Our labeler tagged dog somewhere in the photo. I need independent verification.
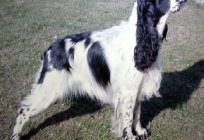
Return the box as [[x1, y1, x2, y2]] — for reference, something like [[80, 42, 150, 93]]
[[11, 0, 187, 139]]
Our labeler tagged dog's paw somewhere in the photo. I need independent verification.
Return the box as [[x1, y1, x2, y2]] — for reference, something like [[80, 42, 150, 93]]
[[138, 134, 148, 140], [137, 128, 150, 140], [122, 128, 140, 140], [123, 135, 140, 140]]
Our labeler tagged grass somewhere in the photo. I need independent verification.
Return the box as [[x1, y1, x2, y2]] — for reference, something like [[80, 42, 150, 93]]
[[0, 0, 204, 140]]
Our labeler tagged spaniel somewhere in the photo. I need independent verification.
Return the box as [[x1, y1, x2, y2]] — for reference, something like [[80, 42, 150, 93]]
[[11, 0, 187, 139]]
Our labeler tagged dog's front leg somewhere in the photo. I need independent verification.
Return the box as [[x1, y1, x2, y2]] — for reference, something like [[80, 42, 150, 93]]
[[133, 101, 148, 139], [120, 91, 140, 140]]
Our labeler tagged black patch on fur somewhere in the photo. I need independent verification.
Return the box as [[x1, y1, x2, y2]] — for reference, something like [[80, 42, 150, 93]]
[[135, 0, 170, 71], [38, 32, 91, 84], [19, 108, 24, 115], [49, 38, 71, 71], [68, 47, 75, 60], [38, 51, 49, 84], [85, 37, 91, 47], [122, 127, 128, 138], [65, 32, 91, 46], [87, 42, 110, 87], [38, 37, 75, 84]]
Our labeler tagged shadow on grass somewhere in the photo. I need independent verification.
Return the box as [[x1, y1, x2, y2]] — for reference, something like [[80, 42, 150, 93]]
[[141, 60, 204, 127], [21, 60, 204, 139]]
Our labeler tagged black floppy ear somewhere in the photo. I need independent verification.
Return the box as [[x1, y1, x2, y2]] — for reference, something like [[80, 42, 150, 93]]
[[134, 0, 161, 71]]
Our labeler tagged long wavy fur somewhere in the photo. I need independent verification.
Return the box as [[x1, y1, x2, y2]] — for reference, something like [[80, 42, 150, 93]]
[[134, 0, 169, 71]]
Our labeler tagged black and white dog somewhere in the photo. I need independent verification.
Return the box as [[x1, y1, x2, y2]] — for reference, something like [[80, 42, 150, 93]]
[[11, 0, 187, 139]]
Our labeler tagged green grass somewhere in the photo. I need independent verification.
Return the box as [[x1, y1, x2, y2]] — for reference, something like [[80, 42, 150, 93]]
[[0, 0, 204, 140]]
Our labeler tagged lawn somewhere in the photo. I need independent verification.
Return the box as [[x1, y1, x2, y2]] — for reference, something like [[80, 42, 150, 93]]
[[0, 0, 204, 140]]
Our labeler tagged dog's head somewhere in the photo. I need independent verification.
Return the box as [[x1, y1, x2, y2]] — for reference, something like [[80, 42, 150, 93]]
[[136, 0, 188, 31], [134, 0, 187, 71]]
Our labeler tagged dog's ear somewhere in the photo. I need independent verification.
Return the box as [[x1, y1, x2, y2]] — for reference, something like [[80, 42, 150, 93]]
[[134, 0, 161, 71]]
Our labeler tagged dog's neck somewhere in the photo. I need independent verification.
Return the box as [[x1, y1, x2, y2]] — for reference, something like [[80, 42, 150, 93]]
[[128, 2, 169, 37]]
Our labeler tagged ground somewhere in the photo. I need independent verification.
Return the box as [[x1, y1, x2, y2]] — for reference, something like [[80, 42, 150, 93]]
[[0, 0, 204, 140]]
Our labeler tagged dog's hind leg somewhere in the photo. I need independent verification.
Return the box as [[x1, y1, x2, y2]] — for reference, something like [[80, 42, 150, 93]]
[[11, 68, 70, 140]]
